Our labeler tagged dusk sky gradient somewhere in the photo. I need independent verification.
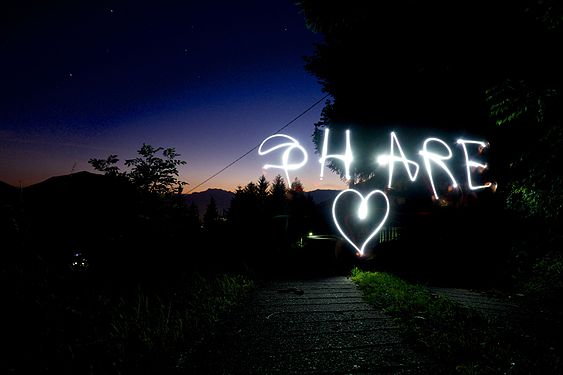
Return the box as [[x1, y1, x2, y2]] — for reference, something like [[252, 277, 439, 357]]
[[0, 0, 347, 192]]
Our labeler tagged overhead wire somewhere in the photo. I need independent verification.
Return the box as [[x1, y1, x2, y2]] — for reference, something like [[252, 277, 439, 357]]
[[187, 93, 330, 193]]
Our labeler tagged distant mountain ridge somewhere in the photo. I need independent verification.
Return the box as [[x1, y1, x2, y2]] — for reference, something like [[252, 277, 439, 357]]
[[182, 189, 234, 218], [181, 188, 341, 218], [0, 173, 341, 216], [305, 189, 340, 205]]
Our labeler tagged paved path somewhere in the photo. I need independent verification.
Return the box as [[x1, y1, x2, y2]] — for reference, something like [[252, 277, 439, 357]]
[[427, 287, 523, 321], [187, 276, 432, 374]]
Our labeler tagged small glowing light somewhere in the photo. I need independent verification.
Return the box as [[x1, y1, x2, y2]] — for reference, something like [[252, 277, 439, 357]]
[[319, 128, 353, 180], [358, 201, 368, 220], [419, 138, 458, 199], [332, 189, 390, 256], [258, 134, 308, 183], [456, 139, 493, 191], [377, 131, 420, 188], [376, 155, 389, 165], [308, 232, 313, 236]]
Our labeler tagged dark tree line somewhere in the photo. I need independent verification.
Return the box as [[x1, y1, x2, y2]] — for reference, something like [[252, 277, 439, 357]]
[[297, 0, 562, 291], [1, 143, 265, 374], [227, 175, 320, 271], [298, 0, 563, 189]]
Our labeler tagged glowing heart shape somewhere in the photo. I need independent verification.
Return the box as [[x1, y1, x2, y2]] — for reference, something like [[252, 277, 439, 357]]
[[332, 189, 390, 256]]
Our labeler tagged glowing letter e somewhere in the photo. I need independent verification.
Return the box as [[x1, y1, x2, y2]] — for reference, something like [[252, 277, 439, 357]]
[[456, 139, 492, 190], [319, 128, 353, 180], [418, 138, 458, 199]]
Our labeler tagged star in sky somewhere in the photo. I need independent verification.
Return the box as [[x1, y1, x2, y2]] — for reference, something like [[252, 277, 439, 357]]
[[0, 0, 340, 192]]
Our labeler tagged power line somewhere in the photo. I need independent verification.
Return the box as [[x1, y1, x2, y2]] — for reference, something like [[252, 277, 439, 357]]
[[187, 93, 330, 193]]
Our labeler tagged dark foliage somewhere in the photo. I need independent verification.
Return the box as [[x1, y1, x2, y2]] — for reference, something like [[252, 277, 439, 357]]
[[89, 143, 187, 195], [0, 171, 254, 374], [298, 0, 563, 361], [353, 269, 562, 374], [298, 0, 563, 179], [297, 0, 563, 289], [227, 174, 337, 276]]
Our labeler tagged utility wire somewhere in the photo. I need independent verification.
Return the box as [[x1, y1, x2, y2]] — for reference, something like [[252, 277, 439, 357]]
[[187, 93, 330, 193]]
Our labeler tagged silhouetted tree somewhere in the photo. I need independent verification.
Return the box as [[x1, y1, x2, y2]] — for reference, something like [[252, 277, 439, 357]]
[[270, 174, 287, 216], [89, 144, 192, 276], [187, 202, 200, 231], [89, 143, 187, 195], [228, 185, 245, 221], [87, 154, 122, 177], [287, 178, 315, 241], [290, 177, 304, 193], [243, 181, 258, 196], [474, 5, 563, 262], [229, 180, 262, 226], [257, 175, 269, 200], [203, 197, 219, 231], [297, 0, 563, 184], [125, 144, 187, 195], [296, 0, 563, 285], [486, 81, 563, 222]]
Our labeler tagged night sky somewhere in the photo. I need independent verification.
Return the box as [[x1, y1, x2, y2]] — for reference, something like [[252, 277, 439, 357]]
[[0, 0, 346, 191]]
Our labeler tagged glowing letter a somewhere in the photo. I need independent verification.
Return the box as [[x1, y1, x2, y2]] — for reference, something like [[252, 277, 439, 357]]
[[319, 128, 353, 180], [377, 131, 420, 188], [418, 138, 458, 199]]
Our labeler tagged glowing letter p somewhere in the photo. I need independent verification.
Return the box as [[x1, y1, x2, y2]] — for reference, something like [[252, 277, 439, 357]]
[[258, 134, 308, 183]]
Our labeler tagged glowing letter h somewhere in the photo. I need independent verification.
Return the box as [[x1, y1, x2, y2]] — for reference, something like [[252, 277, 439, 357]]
[[319, 128, 353, 180]]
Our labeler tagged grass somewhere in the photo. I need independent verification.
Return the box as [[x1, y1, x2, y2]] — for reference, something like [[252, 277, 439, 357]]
[[351, 268, 561, 374], [5, 270, 254, 374], [104, 273, 254, 373]]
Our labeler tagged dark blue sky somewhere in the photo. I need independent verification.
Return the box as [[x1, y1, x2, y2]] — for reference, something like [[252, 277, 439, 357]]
[[0, 0, 346, 191]]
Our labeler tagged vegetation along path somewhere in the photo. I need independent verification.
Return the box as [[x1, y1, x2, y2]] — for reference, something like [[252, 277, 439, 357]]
[[427, 287, 524, 321], [187, 276, 434, 374]]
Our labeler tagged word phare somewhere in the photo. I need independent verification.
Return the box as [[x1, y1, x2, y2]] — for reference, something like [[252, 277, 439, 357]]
[[259, 130, 494, 199], [259, 129, 495, 255]]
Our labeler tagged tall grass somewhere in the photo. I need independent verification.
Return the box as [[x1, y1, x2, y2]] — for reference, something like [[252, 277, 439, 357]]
[[351, 268, 561, 374], [104, 274, 254, 373], [4, 269, 253, 374]]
